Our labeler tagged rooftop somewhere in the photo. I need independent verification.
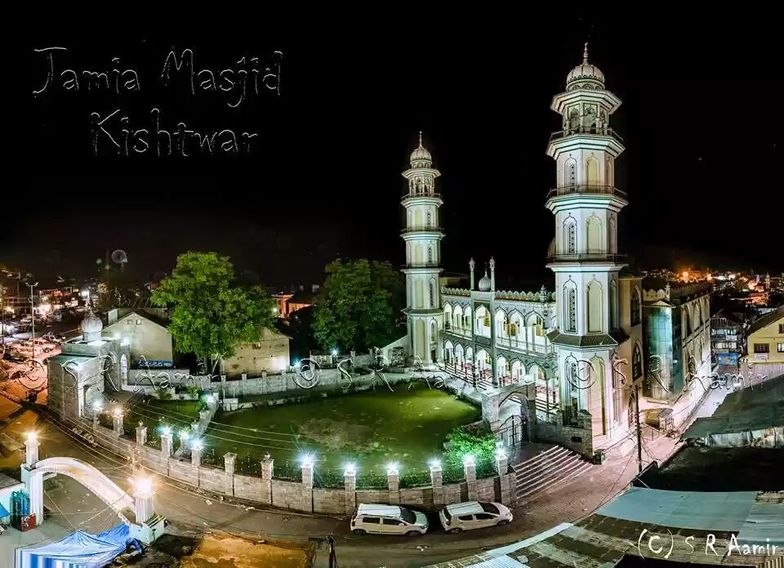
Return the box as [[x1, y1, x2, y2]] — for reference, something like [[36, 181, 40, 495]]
[[746, 305, 784, 335]]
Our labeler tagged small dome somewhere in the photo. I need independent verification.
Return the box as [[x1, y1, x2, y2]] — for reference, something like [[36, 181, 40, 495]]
[[409, 132, 432, 168], [478, 273, 492, 292], [566, 43, 605, 90], [80, 311, 103, 334]]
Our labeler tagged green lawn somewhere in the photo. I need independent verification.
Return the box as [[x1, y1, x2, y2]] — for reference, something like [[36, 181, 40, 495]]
[[202, 384, 480, 477]]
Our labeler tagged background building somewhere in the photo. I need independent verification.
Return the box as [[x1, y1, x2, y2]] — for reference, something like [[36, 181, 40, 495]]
[[744, 306, 784, 377], [642, 279, 712, 400]]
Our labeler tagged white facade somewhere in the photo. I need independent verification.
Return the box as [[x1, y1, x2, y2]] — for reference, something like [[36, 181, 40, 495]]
[[545, 45, 629, 442], [402, 133, 444, 364]]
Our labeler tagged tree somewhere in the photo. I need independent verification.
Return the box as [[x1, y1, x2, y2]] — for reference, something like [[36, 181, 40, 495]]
[[151, 252, 274, 371], [313, 259, 405, 352]]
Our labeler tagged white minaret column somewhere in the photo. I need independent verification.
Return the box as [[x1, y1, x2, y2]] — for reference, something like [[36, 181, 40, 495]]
[[469, 258, 476, 290], [489, 257, 496, 292], [402, 132, 444, 365], [545, 44, 627, 441]]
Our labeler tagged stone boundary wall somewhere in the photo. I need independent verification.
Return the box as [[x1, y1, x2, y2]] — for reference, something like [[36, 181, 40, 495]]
[[87, 416, 516, 516]]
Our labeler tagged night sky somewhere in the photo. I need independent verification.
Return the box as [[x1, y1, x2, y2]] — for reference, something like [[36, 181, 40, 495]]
[[13, 13, 783, 289]]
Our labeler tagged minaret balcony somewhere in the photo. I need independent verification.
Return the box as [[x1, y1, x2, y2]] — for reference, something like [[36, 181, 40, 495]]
[[546, 185, 627, 199], [401, 226, 444, 235], [548, 126, 624, 144], [546, 252, 628, 264]]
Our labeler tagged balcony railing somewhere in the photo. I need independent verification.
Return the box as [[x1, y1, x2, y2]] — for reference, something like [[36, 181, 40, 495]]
[[547, 253, 628, 263], [401, 226, 444, 234], [546, 185, 627, 199], [549, 127, 624, 144], [403, 263, 440, 269], [443, 326, 472, 338], [496, 336, 552, 355], [402, 191, 442, 200]]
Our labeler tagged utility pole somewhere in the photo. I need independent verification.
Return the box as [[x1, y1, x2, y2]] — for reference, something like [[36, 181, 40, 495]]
[[26, 281, 38, 361], [634, 379, 643, 474]]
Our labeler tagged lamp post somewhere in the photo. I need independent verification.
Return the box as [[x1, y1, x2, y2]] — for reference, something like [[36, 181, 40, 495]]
[[26, 281, 39, 361]]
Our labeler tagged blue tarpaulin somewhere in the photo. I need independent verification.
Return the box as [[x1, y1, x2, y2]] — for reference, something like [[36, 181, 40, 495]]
[[15, 523, 140, 568], [0, 502, 9, 519]]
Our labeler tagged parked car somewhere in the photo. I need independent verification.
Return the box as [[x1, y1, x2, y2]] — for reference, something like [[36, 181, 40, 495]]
[[350, 503, 429, 536], [438, 501, 513, 533]]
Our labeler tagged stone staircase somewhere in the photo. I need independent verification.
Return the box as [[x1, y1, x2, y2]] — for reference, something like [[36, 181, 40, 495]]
[[513, 445, 593, 502]]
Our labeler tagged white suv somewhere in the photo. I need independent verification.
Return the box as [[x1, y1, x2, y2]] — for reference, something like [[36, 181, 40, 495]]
[[350, 503, 429, 536], [438, 501, 513, 533]]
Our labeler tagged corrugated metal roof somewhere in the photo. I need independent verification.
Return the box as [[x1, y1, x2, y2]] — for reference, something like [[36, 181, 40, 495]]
[[597, 487, 758, 532]]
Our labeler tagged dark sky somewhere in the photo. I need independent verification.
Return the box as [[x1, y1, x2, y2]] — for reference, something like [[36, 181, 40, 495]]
[[11, 12, 783, 288]]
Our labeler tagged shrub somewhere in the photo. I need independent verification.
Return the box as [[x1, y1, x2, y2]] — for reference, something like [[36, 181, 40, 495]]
[[156, 388, 172, 400], [314, 469, 344, 488], [443, 426, 496, 470], [399, 469, 431, 488], [355, 471, 388, 489]]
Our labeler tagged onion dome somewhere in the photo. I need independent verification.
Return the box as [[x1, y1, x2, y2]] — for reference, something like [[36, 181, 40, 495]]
[[566, 43, 605, 91]]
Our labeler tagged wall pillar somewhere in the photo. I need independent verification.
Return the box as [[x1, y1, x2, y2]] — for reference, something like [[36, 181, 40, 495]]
[[301, 460, 314, 513], [133, 486, 154, 525], [344, 467, 357, 515], [387, 465, 400, 504], [112, 410, 124, 437], [223, 452, 237, 496], [464, 457, 477, 501], [220, 374, 227, 399], [25, 434, 40, 467], [160, 431, 173, 459], [495, 450, 511, 504], [135, 423, 147, 446], [27, 469, 44, 526], [191, 445, 202, 469], [430, 462, 444, 505], [261, 455, 273, 505]]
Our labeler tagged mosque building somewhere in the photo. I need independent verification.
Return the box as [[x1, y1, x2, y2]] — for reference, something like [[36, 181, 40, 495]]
[[402, 46, 647, 456]]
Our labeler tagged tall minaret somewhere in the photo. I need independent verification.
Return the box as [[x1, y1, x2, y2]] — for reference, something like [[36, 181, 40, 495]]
[[402, 133, 444, 365], [546, 44, 626, 439]]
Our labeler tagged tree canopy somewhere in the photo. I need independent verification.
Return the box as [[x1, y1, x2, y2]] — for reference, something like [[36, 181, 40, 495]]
[[313, 259, 405, 352], [151, 252, 274, 368]]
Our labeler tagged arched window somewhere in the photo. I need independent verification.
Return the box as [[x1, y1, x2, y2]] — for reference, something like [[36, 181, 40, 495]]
[[429, 279, 436, 308], [564, 218, 577, 254], [565, 159, 577, 187], [609, 216, 617, 254], [586, 157, 599, 185], [631, 287, 641, 326], [610, 280, 618, 329], [564, 282, 577, 333], [633, 343, 643, 379], [587, 281, 603, 333], [587, 216, 602, 253], [427, 245, 433, 265], [426, 211, 432, 229]]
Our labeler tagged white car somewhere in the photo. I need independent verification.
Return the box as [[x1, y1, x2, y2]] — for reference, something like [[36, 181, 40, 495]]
[[439, 501, 513, 533], [350, 503, 429, 536]]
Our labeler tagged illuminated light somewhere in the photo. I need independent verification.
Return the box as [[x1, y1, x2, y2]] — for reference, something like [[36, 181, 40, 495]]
[[386, 462, 400, 476], [26, 431, 38, 443], [179, 429, 189, 439], [494, 447, 508, 460], [331, 349, 338, 357], [462, 454, 476, 467], [112, 407, 123, 418], [343, 462, 357, 475], [92, 400, 104, 412], [681, 271, 689, 280], [131, 475, 154, 498], [160, 425, 172, 436], [191, 439, 204, 451], [428, 458, 441, 470], [300, 453, 315, 468]]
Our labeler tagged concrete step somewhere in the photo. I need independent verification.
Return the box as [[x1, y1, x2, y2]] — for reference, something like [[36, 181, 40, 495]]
[[518, 461, 595, 502], [510, 445, 593, 502], [515, 451, 581, 486]]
